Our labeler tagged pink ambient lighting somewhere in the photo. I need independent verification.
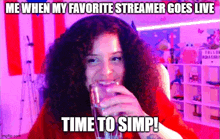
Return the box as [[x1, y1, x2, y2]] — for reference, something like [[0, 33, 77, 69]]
[[137, 19, 220, 31]]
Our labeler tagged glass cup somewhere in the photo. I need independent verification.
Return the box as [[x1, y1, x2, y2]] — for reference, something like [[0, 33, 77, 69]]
[[90, 82, 123, 139]]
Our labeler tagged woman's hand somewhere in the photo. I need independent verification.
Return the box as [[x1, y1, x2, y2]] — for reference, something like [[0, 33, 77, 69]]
[[99, 84, 183, 139], [100, 85, 147, 119]]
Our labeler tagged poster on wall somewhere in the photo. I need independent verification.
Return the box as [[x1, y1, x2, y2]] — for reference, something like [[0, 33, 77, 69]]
[[140, 28, 180, 64], [140, 26, 219, 64], [202, 48, 220, 65]]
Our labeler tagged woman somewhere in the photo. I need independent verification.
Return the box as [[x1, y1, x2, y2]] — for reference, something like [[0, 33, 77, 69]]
[[28, 15, 198, 139]]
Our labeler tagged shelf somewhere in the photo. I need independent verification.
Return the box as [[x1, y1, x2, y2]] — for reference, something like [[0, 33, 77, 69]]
[[184, 82, 201, 86], [202, 83, 220, 88], [203, 103, 220, 108], [163, 63, 220, 67], [166, 63, 220, 128], [171, 99, 184, 103], [174, 82, 220, 87], [164, 63, 203, 66], [186, 100, 202, 105]]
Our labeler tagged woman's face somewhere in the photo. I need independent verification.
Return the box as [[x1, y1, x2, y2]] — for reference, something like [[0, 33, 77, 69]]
[[85, 33, 125, 89]]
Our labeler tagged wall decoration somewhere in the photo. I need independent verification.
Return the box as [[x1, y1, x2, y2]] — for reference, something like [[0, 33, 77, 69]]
[[201, 29, 220, 50], [202, 48, 220, 65], [140, 28, 180, 64], [198, 28, 204, 34], [156, 39, 171, 63]]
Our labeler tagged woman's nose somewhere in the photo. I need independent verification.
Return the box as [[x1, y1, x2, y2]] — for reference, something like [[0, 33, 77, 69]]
[[100, 62, 113, 76]]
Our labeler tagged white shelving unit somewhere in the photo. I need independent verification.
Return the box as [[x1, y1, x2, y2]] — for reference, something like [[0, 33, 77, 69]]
[[164, 63, 220, 128]]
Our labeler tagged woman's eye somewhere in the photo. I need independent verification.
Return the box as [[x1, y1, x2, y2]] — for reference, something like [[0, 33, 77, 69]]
[[87, 59, 96, 63], [87, 58, 99, 65], [111, 57, 122, 62]]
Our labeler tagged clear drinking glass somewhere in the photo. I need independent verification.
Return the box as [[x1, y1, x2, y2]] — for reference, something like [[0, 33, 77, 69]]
[[90, 82, 123, 139]]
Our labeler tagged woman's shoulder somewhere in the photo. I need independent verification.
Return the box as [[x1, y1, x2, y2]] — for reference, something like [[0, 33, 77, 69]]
[[154, 88, 198, 139], [28, 99, 96, 139], [156, 64, 171, 100]]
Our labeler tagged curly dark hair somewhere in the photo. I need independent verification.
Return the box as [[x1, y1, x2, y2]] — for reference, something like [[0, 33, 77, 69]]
[[43, 15, 160, 123]]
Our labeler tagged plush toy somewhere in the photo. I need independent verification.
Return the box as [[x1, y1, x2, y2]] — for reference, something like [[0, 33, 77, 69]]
[[181, 43, 198, 64]]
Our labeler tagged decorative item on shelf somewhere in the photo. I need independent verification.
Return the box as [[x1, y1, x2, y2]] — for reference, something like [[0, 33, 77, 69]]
[[173, 86, 184, 100], [210, 107, 220, 121], [193, 94, 202, 102], [193, 105, 201, 117], [170, 66, 183, 89], [210, 115, 220, 121], [181, 43, 199, 64], [189, 67, 199, 83], [172, 66, 184, 100], [173, 95, 184, 100], [206, 81, 220, 87]]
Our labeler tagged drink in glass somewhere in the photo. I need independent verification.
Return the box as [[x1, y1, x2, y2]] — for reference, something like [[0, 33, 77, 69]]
[[90, 82, 123, 139]]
